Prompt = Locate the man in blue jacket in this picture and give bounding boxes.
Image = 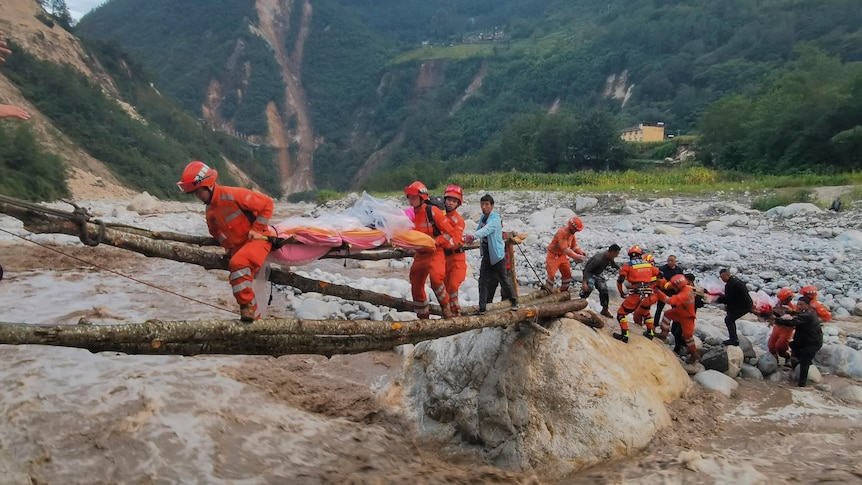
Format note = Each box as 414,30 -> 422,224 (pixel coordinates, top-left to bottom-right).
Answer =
465,194 -> 518,314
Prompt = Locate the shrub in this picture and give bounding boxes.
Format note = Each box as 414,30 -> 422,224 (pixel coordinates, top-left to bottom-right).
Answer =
751,189 -> 814,211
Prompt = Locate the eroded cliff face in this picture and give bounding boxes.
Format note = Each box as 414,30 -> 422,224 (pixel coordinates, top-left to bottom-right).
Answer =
252,0 -> 316,195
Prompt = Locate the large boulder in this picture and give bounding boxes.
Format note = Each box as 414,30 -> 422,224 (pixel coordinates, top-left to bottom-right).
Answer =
700,345 -> 744,377
693,370 -> 739,397
815,344 -> 862,379
398,318 -> 691,478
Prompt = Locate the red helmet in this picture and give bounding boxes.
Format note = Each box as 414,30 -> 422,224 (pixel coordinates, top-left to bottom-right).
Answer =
568,217 -> 584,232
444,184 -> 463,204
628,245 -> 643,257
404,181 -> 429,200
643,254 -> 655,264
177,161 -> 217,193
800,285 -> 818,298
670,273 -> 687,290
777,288 -> 794,303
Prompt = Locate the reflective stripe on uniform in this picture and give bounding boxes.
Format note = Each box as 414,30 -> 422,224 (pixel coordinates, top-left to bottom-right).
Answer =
220,194 -> 235,201
232,280 -> 252,294
224,210 -> 243,223
255,216 -> 270,225
230,268 -> 252,281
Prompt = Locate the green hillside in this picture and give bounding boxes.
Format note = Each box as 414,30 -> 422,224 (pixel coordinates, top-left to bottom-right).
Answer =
71,0 -> 862,190
2,38 -> 282,199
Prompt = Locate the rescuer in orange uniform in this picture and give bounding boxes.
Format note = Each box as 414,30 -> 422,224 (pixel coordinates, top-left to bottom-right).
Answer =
405,181 -> 458,319
544,217 -> 587,293
655,274 -> 701,364
613,245 -> 660,343
767,287 -> 797,365
177,161 -> 275,322
442,185 -> 467,316
632,253 -> 660,328
800,285 -> 832,322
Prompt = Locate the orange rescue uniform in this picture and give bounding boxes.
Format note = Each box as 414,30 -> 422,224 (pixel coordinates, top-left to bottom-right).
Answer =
768,301 -> 797,356
410,202 -> 458,319
656,284 -> 698,355
616,258 -> 660,332
443,209 -> 467,316
545,227 -> 586,292
206,184 -> 274,320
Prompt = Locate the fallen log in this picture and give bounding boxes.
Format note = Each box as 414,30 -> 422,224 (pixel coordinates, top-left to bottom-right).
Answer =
0,299 -> 588,356
0,196 -> 559,316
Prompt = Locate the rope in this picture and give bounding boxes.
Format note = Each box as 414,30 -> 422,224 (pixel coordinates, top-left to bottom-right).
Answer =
516,242 -> 545,286
0,227 -> 236,316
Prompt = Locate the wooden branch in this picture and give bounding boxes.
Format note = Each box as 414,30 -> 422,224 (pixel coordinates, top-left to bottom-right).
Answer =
0,299 -> 587,356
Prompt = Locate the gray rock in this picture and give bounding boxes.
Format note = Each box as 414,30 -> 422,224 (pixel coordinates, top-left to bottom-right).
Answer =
757,353 -> 779,376
738,335 -> 757,360
693,370 -> 739,397
834,385 -> 862,403
815,344 -> 862,379
614,219 -> 634,232
700,347 -> 729,373
739,364 -> 763,380
725,345 -> 744,378
575,196 -> 598,212
654,224 -> 684,236
794,364 -> 822,383
400,319 -> 691,478
706,221 -> 727,233
835,229 -> 862,249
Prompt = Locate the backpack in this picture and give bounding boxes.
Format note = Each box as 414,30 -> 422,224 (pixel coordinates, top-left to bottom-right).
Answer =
424,196 -> 446,237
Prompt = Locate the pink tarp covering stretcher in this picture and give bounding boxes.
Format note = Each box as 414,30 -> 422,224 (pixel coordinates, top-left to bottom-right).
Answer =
268,192 -> 435,265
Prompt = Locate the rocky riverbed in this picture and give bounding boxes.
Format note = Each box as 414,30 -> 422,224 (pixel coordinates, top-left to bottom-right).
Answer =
1,189 -> 861,483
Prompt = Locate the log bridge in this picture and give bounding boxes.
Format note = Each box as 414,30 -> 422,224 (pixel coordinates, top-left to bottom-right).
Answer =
0,195 -> 596,356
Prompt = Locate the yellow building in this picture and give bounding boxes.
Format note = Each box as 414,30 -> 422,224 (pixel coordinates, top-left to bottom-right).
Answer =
621,123 -> 665,142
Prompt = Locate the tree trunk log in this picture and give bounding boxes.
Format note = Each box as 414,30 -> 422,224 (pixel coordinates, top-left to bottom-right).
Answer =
0,198 -> 558,316
0,299 -> 587,356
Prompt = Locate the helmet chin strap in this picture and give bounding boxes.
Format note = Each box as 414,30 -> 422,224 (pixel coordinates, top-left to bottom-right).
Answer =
203,186 -> 214,204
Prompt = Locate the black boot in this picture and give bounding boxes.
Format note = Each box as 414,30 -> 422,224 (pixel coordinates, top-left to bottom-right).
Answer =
613,331 -> 629,343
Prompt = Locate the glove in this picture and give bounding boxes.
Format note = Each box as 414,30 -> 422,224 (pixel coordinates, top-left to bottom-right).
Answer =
248,229 -> 269,241
464,234 -> 475,244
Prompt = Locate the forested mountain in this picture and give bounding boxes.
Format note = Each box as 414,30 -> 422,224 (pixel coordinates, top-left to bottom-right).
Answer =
66,0 -> 862,192
0,1 -> 283,201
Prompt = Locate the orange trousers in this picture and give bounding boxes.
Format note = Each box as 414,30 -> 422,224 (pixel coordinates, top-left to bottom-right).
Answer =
660,308 -> 697,354
633,293 -> 658,326
768,325 -> 795,355
410,249 -> 448,318
228,239 -> 271,320
444,253 -> 467,315
617,292 -> 654,331
545,253 -> 573,291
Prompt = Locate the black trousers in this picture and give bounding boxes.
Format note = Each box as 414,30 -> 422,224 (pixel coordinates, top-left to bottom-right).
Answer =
671,321 -> 684,352
579,275 -> 609,309
792,343 -> 822,385
479,256 -> 516,311
724,312 -> 746,343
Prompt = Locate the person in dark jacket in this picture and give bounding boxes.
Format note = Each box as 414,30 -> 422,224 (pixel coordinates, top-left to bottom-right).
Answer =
579,244 -> 621,317
654,255 -> 684,323
716,268 -> 753,346
785,296 -> 823,387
